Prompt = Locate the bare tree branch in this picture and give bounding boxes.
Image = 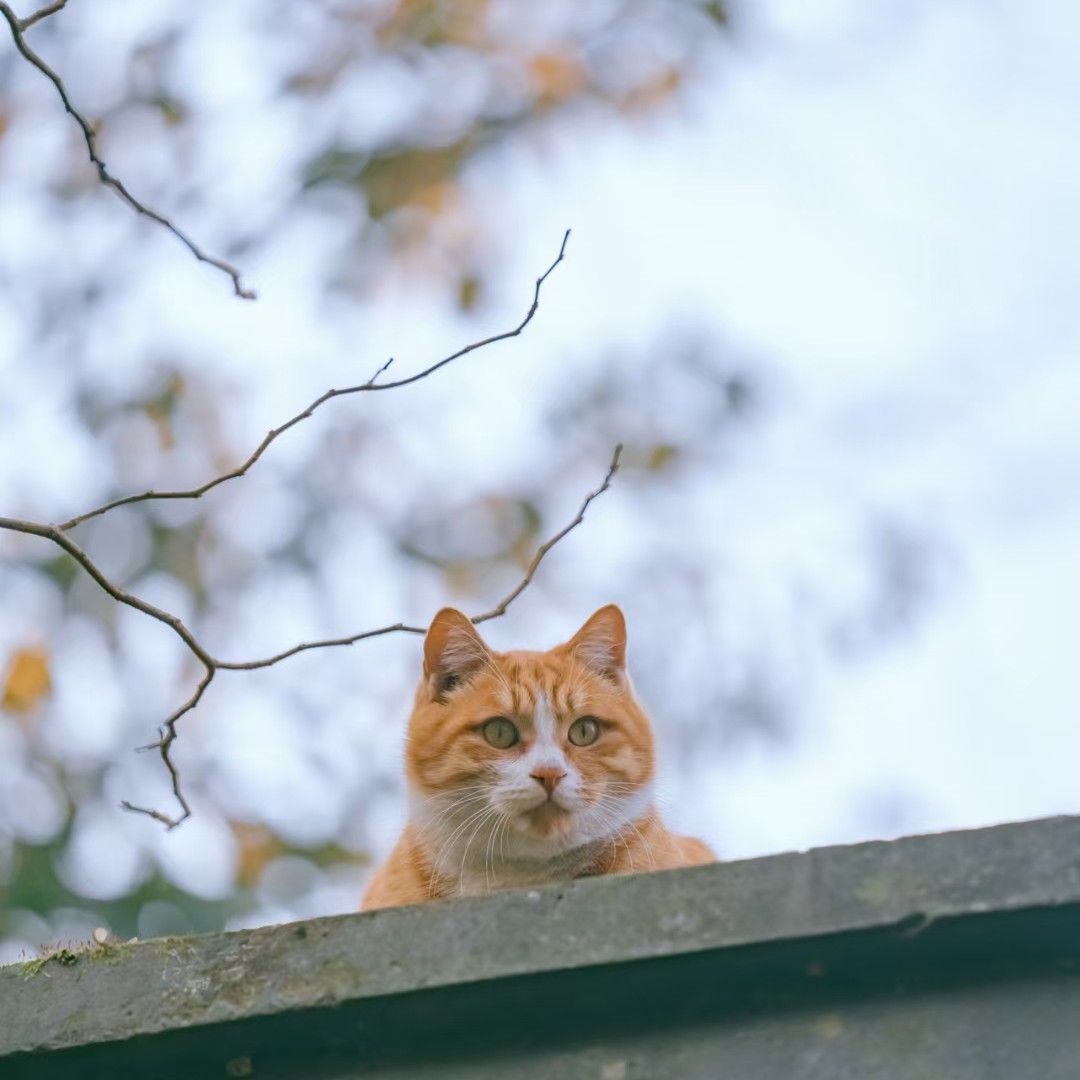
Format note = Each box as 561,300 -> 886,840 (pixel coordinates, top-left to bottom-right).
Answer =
0,228 -> 610,829
1,0 -> 609,846
57,229 -> 571,532
1,446 -> 620,827
0,0 -> 255,298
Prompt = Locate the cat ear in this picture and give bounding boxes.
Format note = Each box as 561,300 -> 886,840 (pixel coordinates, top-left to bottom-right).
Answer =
566,604 -> 627,677
423,608 -> 492,697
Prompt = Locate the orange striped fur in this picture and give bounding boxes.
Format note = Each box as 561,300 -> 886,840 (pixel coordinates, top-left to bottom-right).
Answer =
362,605 -> 714,910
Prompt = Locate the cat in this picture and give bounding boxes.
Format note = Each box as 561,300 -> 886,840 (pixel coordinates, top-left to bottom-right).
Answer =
362,604 -> 714,910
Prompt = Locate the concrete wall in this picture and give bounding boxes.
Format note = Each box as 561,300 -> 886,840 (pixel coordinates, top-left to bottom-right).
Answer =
4,815 -> 1080,1078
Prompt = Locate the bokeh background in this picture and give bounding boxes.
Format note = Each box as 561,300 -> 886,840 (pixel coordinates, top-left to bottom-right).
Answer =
2,0 -> 1079,961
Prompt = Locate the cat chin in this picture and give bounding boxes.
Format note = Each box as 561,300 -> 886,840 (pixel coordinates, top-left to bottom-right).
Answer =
506,800 -> 578,841
499,816 -> 594,861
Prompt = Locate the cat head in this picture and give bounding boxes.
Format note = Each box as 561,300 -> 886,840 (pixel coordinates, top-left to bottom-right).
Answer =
405,605 -> 655,863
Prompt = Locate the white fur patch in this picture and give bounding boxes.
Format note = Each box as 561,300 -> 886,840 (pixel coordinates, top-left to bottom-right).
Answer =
525,693 -> 563,769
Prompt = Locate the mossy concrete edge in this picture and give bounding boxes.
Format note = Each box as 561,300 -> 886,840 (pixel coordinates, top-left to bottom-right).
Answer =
3,813 -> 1080,1057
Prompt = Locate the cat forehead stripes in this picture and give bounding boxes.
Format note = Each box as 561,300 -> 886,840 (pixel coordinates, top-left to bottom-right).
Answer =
475,656 -> 587,720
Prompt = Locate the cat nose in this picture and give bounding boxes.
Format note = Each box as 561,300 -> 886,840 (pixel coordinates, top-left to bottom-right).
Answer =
530,767 -> 567,795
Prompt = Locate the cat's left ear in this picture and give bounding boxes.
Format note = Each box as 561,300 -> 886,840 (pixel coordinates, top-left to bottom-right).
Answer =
566,604 -> 627,678
423,608 -> 492,698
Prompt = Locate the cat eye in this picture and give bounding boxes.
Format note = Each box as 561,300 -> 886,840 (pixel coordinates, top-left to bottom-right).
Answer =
481,717 -> 519,749
568,716 -> 601,747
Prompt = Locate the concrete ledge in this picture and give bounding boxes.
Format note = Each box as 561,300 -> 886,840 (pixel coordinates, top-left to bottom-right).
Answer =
4,815 -> 1080,1077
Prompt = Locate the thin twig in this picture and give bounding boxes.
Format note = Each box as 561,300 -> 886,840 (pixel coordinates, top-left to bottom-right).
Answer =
0,232 -> 608,828
216,443 -> 622,671
472,443 -> 622,625
58,230 -> 571,531
119,666 -> 214,828
0,0 -> 255,298
18,0 -> 66,31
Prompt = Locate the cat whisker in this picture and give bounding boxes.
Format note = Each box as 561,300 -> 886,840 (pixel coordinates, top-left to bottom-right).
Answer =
484,810 -> 512,891
429,800 -> 498,890
416,786 -> 490,812
590,793 -> 658,872
458,804 -> 502,891
588,798 -> 637,872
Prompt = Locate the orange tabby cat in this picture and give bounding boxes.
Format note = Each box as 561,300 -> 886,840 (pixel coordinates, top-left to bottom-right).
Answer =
362,604 -> 714,910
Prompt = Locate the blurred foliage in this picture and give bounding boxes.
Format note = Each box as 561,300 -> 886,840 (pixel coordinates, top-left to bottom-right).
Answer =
3,830 -> 238,943
0,0 -> 952,957
0,0 -> 740,954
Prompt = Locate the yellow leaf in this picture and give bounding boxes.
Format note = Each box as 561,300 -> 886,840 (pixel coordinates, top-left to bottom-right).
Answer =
645,443 -> 680,470
457,274 -> 481,312
528,51 -> 587,106
2,647 -> 52,714
231,822 -> 284,888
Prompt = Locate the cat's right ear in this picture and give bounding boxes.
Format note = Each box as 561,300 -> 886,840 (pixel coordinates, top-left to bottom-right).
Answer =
423,608 -> 491,699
